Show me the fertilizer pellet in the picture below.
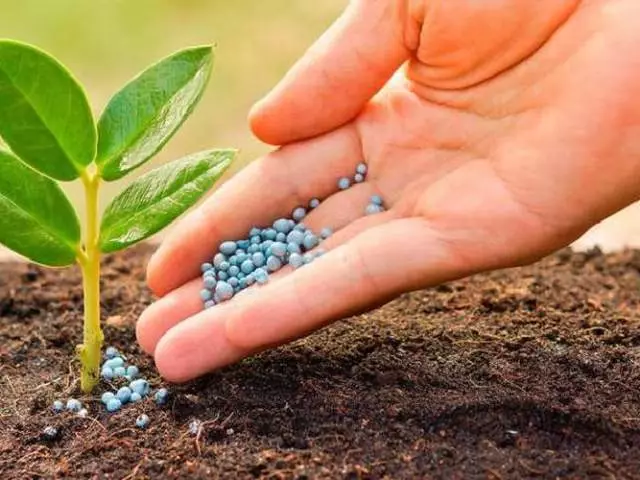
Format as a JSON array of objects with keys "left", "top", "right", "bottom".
[
  {"left": 105, "top": 346, "right": 119, "bottom": 359},
  {"left": 66, "top": 399, "right": 82, "bottom": 412},
  {"left": 370, "top": 195, "right": 383, "bottom": 206},
  {"left": 199, "top": 170, "right": 386, "bottom": 309},
  {"left": 130, "top": 379, "right": 150, "bottom": 397},
  {"left": 117, "top": 387, "right": 132, "bottom": 404},
  {"left": 101, "top": 366, "right": 114, "bottom": 380},
  {"left": 213, "top": 253, "right": 226, "bottom": 268},
  {"left": 266, "top": 256, "right": 283, "bottom": 272},
  {"left": 287, "top": 229, "right": 305, "bottom": 245},
  {"left": 189, "top": 419, "right": 202, "bottom": 436},
  {"left": 130, "top": 392, "right": 142, "bottom": 403},
  {"left": 273, "top": 218, "right": 292, "bottom": 233},
  {"left": 101, "top": 392, "right": 116, "bottom": 404},
  {"left": 289, "top": 253, "right": 304, "bottom": 269},
  {"left": 366, "top": 204, "right": 385, "bottom": 215},
  {"left": 136, "top": 414, "right": 150, "bottom": 429},
  {"left": 338, "top": 177, "right": 351, "bottom": 190},
  {"left": 126, "top": 366, "right": 139, "bottom": 379},
  {"left": 104, "top": 356, "right": 124, "bottom": 369},
  {"left": 155, "top": 388, "right": 169, "bottom": 406},
  {"left": 42, "top": 426, "right": 59, "bottom": 440},
  {"left": 215, "top": 282, "right": 234, "bottom": 302},
  {"left": 241, "top": 259, "right": 255, "bottom": 274},
  {"left": 219, "top": 241, "right": 237, "bottom": 256},
  {"left": 287, "top": 242, "right": 302, "bottom": 255},
  {"left": 303, "top": 234, "right": 319, "bottom": 250},
  {"left": 106, "top": 398, "right": 122, "bottom": 413},
  {"left": 292, "top": 207, "right": 307, "bottom": 222},
  {"left": 254, "top": 268, "right": 269, "bottom": 284},
  {"left": 252, "top": 252, "right": 266, "bottom": 267}
]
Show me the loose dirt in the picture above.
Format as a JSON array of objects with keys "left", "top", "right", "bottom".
[{"left": 1, "top": 246, "right": 639, "bottom": 479}]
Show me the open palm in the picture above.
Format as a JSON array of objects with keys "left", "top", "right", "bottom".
[{"left": 138, "top": 0, "right": 640, "bottom": 382}]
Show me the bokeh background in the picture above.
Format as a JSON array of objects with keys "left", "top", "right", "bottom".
[
  {"left": 0, "top": 0, "right": 345, "bottom": 199},
  {"left": 1, "top": 0, "right": 639, "bottom": 259}
]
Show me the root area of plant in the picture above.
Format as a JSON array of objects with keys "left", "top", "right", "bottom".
[{"left": 1, "top": 245, "right": 640, "bottom": 479}]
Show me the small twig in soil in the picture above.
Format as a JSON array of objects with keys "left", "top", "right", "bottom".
[
  {"left": 3, "top": 375, "right": 23, "bottom": 419},
  {"left": 108, "top": 428, "right": 138, "bottom": 439},
  {"left": 314, "top": 433, "right": 346, "bottom": 446},
  {"left": 63, "top": 359, "right": 79, "bottom": 394},
  {"left": 486, "top": 467, "right": 504, "bottom": 480},
  {"left": 518, "top": 460, "right": 546, "bottom": 475},
  {"left": 496, "top": 376, "right": 527, "bottom": 394},
  {"left": 219, "top": 411, "right": 234, "bottom": 428},
  {"left": 23, "top": 471, "right": 45, "bottom": 478},
  {"left": 195, "top": 430, "right": 204, "bottom": 456},
  {"left": 82, "top": 414, "right": 107, "bottom": 432},
  {"left": 369, "top": 460, "right": 388, "bottom": 469},
  {"left": 453, "top": 339, "right": 492, "bottom": 346},
  {"left": 123, "top": 457, "right": 147, "bottom": 480},
  {"left": 194, "top": 412, "right": 222, "bottom": 456},
  {"left": 33, "top": 329, "right": 48, "bottom": 349},
  {"left": 342, "top": 448, "right": 363, "bottom": 466},
  {"left": 18, "top": 447, "right": 50, "bottom": 464},
  {"left": 32, "top": 377, "right": 62, "bottom": 392}
]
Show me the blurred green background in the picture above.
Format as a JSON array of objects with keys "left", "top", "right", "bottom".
[{"left": 0, "top": 0, "right": 345, "bottom": 217}]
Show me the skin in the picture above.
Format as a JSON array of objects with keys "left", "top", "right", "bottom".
[{"left": 138, "top": 0, "right": 640, "bottom": 382}]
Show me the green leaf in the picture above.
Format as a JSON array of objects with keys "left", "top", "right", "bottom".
[
  {"left": 97, "top": 46, "right": 215, "bottom": 182},
  {"left": 0, "top": 40, "right": 96, "bottom": 181},
  {"left": 100, "top": 148, "right": 235, "bottom": 253},
  {"left": 0, "top": 150, "right": 81, "bottom": 266}
]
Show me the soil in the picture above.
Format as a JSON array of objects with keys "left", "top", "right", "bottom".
[{"left": 1, "top": 245, "right": 640, "bottom": 479}]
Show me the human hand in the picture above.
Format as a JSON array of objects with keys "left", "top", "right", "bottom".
[{"left": 137, "top": 0, "right": 640, "bottom": 382}]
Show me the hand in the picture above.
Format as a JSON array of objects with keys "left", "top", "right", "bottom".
[{"left": 137, "top": 0, "right": 640, "bottom": 382}]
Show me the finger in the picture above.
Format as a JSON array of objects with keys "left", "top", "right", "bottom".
[
  {"left": 138, "top": 189, "right": 394, "bottom": 357},
  {"left": 249, "top": 0, "right": 409, "bottom": 145},
  {"left": 136, "top": 278, "right": 202, "bottom": 355},
  {"left": 153, "top": 217, "right": 482, "bottom": 382},
  {"left": 147, "top": 124, "right": 363, "bottom": 297},
  {"left": 154, "top": 307, "right": 247, "bottom": 381},
  {"left": 407, "top": 0, "right": 581, "bottom": 91}
]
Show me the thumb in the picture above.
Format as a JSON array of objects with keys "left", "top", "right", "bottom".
[{"left": 249, "top": 0, "right": 409, "bottom": 145}]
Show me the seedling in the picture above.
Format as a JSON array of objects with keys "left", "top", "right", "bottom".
[{"left": 0, "top": 40, "right": 236, "bottom": 392}]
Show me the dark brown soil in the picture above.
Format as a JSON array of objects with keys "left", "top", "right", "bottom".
[{"left": 1, "top": 245, "right": 640, "bottom": 479}]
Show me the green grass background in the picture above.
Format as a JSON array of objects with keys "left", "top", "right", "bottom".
[{"left": 0, "top": 0, "right": 345, "bottom": 218}]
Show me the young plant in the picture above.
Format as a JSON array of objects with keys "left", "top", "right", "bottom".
[{"left": 0, "top": 40, "right": 236, "bottom": 392}]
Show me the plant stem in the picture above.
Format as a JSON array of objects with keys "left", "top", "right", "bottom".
[{"left": 78, "top": 171, "right": 102, "bottom": 393}]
